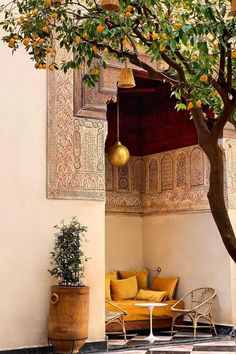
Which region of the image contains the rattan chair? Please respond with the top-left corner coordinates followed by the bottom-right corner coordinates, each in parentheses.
top-left (171, 287), bottom-right (217, 338)
top-left (105, 300), bottom-right (127, 341)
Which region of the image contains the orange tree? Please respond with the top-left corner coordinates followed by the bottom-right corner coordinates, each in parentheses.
top-left (1, 0), bottom-right (236, 261)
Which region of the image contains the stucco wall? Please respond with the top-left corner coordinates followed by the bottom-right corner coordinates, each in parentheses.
top-left (105, 214), bottom-right (143, 271)
top-left (143, 212), bottom-right (233, 324)
top-left (0, 40), bottom-right (105, 349)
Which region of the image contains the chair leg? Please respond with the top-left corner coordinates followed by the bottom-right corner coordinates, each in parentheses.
top-left (171, 315), bottom-right (176, 336)
top-left (208, 314), bottom-right (217, 336)
top-left (121, 315), bottom-right (127, 342)
top-left (193, 317), bottom-right (198, 339)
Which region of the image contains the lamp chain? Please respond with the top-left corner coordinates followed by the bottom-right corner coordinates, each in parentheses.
top-left (117, 94), bottom-right (120, 142)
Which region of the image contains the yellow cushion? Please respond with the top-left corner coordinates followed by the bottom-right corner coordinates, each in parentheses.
top-left (111, 276), bottom-right (138, 300)
top-left (135, 289), bottom-right (167, 302)
top-left (151, 277), bottom-right (179, 300)
top-left (118, 269), bottom-right (148, 289)
top-left (106, 270), bottom-right (118, 280)
top-left (105, 275), bottom-right (111, 301)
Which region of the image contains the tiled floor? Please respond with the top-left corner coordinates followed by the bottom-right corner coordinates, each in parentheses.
top-left (105, 332), bottom-right (236, 354)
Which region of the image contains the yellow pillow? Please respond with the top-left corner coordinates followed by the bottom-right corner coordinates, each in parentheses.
top-left (135, 289), bottom-right (167, 302)
top-left (151, 277), bottom-right (179, 300)
top-left (105, 275), bottom-right (111, 301)
top-left (106, 270), bottom-right (118, 280)
top-left (111, 276), bottom-right (138, 300)
top-left (118, 269), bottom-right (148, 289)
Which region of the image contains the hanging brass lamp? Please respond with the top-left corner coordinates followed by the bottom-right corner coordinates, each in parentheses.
top-left (108, 94), bottom-right (130, 167)
top-left (101, 0), bottom-right (119, 11)
top-left (231, 0), bottom-right (236, 16)
top-left (118, 60), bottom-right (136, 89)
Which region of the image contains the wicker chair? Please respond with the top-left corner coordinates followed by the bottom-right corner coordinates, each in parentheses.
top-left (105, 300), bottom-right (127, 341)
top-left (171, 287), bottom-right (217, 338)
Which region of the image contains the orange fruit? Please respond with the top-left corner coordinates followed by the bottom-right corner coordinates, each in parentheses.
top-left (83, 32), bottom-right (88, 39)
top-left (161, 32), bottom-right (168, 40)
top-left (9, 38), bottom-right (15, 47)
top-left (214, 42), bottom-right (218, 49)
top-left (38, 63), bottom-right (43, 69)
top-left (44, 0), bottom-right (51, 6)
top-left (231, 51), bottom-right (236, 58)
top-left (91, 68), bottom-right (99, 75)
top-left (13, 34), bottom-right (19, 40)
top-left (32, 33), bottom-right (39, 40)
top-left (96, 24), bottom-right (105, 33)
top-left (125, 11), bottom-right (132, 17)
top-left (73, 36), bottom-right (82, 43)
top-left (191, 54), bottom-right (198, 61)
top-left (174, 22), bottom-right (182, 29)
top-left (35, 63), bottom-right (39, 69)
top-left (92, 45), bottom-right (98, 52)
top-left (152, 32), bottom-right (159, 40)
top-left (126, 5), bottom-right (133, 11)
top-left (159, 44), bottom-right (166, 52)
top-left (20, 15), bottom-right (24, 21)
top-left (145, 33), bottom-right (151, 40)
top-left (22, 37), bottom-right (30, 45)
top-left (42, 63), bottom-right (47, 69)
top-left (45, 47), bottom-right (52, 53)
top-left (32, 9), bottom-right (38, 15)
top-left (50, 52), bottom-right (56, 58)
top-left (78, 65), bottom-right (84, 70)
top-left (42, 26), bottom-right (49, 34)
top-left (103, 47), bottom-right (109, 53)
top-left (17, 19), bottom-right (22, 25)
top-left (51, 13), bottom-right (58, 20)
top-left (49, 64), bottom-right (55, 71)
top-left (196, 100), bottom-right (202, 108)
top-left (200, 74), bottom-right (208, 82)
top-left (38, 38), bottom-right (44, 44)
top-left (188, 102), bottom-right (193, 109)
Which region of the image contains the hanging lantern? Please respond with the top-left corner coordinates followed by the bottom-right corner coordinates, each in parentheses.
top-left (101, 0), bottom-right (119, 11)
top-left (231, 0), bottom-right (236, 16)
top-left (108, 94), bottom-right (130, 167)
top-left (118, 67), bottom-right (136, 89)
top-left (108, 141), bottom-right (130, 167)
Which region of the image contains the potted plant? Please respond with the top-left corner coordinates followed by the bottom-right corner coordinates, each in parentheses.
top-left (48, 217), bottom-right (89, 354)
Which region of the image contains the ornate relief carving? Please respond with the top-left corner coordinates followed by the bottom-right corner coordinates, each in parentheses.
top-left (176, 152), bottom-right (187, 187)
top-left (161, 154), bottom-right (174, 191)
top-left (48, 47), bottom-right (108, 200)
top-left (105, 145), bottom-right (211, 214)
top-left (190, 147), bottom-right (204, 186)
top-left (133, 159), bottom-right (146, 193)
top-left (223, 138), bottom-right (236, 209)
top-left (148, 158), bottom-right (158, 192)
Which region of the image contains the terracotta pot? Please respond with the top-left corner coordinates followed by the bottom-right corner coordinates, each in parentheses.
top-left (48, 286), bottom-right (89, 354)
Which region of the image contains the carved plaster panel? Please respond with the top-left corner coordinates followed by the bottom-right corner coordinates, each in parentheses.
top-left (223, 137), bottom-right (236, 209)
top-left (48, 47), bottom-right (108, 200)
top-left (105, 145), bottom-right (211, 214)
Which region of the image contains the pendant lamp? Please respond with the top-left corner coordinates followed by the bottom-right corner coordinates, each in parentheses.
top-left (108, 95), bottom-right (130, 167)
top-left (118, 60), bottom-right (136, 89)
top-left (101, 0), bottom-right (119, 11)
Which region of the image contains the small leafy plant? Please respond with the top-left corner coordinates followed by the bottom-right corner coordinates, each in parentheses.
top-left (48, 217), bottom-right (89, 286)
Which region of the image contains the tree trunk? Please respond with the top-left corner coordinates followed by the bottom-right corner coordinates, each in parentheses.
top-left (200, 140), bottom-right (236, 263)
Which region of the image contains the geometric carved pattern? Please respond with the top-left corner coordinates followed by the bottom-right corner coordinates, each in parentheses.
top-left (161, 154), bottom-right (173, 191)
top-left (176, 152), bottom-right (187, 187)
top-left (117, 165), bottom-right (131, 192)
top-left (190, 147), bottom-right (204, 186)
top-left (133, 159), bottom-right (146, 193)
top-left (47, 46), bottom-right (108, 200)
top-left (148, 158), bottom-right (158, 191)
top-left (105, 145), bottom-right (210, 214)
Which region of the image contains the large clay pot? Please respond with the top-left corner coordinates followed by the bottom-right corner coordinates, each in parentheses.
top-left (48, 286), bottom-right (89, 354)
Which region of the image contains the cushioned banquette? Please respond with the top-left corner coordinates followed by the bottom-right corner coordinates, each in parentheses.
top-left (105, 269), bottom-right (184, 332)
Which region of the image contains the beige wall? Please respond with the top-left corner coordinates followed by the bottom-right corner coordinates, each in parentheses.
top-left (143, 212), bottom-right (233, 324)
top-left (0, 40), bottom-right (105, 349)
top-left (105, 214), bottom-right (143, 271)
top-left (228, 211), bottom-right (236, 324)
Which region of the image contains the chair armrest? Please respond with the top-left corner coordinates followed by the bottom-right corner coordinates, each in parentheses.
top-left (105, 299), bottom-right (127, 315)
